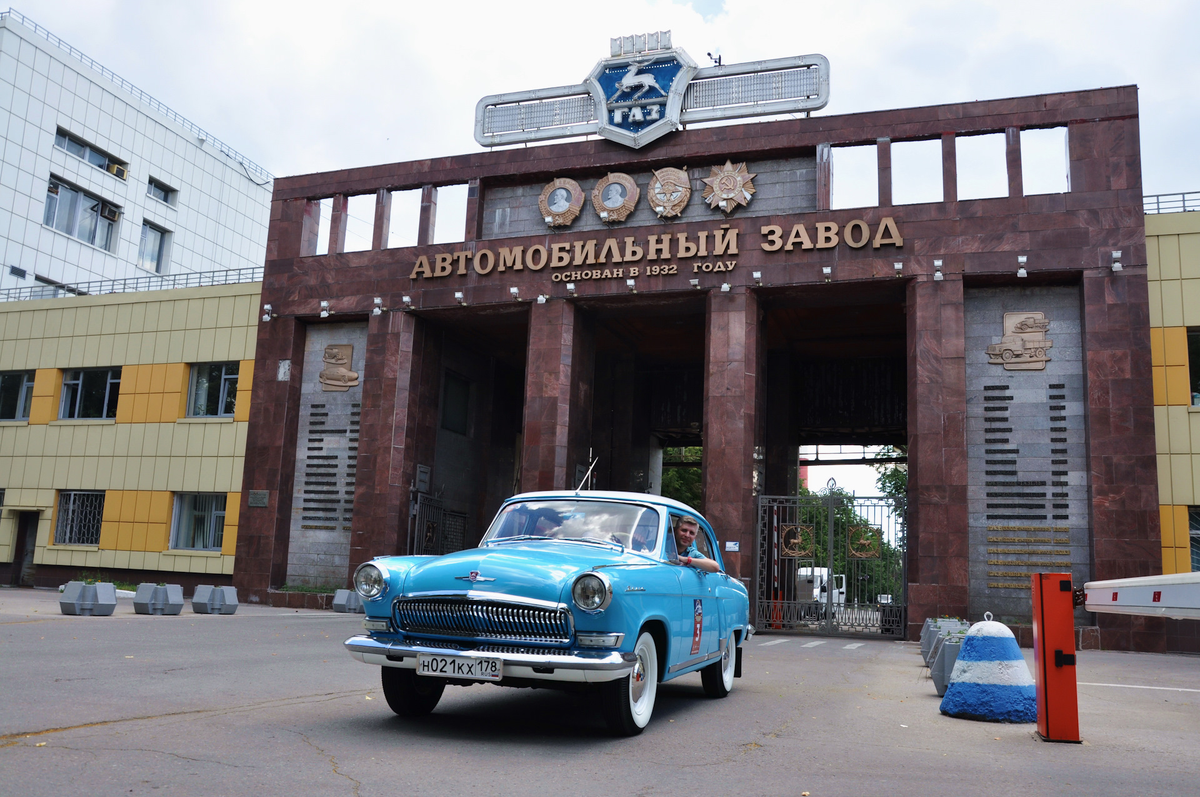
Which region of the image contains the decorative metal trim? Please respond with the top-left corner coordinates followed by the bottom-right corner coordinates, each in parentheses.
top-left (538, 178), bottom-right (584, 227)
top-left (592, 173), bottom-right (639, 223)
top-left (666, 635), bottom-right (726, 673)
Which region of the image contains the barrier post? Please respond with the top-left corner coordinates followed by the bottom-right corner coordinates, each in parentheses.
top-left (1031, 572), bottom-right (1080, 742)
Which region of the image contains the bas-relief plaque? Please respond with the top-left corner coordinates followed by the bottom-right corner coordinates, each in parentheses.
top-left (847, 526), bottom-right (881, 559)
top-left (591, 173), bottom-right (640, 223)
top-left (648, 167), bottom-right (691, 218)
top-left (702, 160), bottom-right (756, 214)
top-left (538, 178), bottom-right (584, 228)
top-left (986, 312), bottom-right (1053, 370)
top-left (780, 524), bottom-right (815, 558)
top-left (319, 345), bottom-right (360, 391)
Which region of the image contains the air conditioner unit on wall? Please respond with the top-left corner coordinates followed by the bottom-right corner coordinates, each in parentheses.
top-left (107, 163), bottom-right (128, 180)
top-left (100, 204), bottom-right (120, 222)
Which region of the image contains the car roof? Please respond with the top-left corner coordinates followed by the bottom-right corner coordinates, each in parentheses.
top-left (504, 490), bottom-right (705, 519)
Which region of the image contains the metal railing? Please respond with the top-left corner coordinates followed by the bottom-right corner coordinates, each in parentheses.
top-left (1, 8), bottom-right (274, 185)
top-left (1144, 192), bottom-right (1200, 214)
top-left (0, 267), bottom-right (263, 302)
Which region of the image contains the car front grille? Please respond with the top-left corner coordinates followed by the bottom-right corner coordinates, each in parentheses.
top-left (394, 598), bottom-right (572, 644)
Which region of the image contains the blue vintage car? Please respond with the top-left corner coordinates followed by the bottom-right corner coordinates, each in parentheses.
top-left (345, 490), bottom-right (752, 735)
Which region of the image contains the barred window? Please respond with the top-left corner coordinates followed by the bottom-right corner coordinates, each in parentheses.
top-left (189, 363), bottom-right (239, 417)
top-left (171, 493), bottom-right (227, 551)
top-left (61, 368), bottom-right (121, 419)
top-left (55, 491), bottom-right (104, 546)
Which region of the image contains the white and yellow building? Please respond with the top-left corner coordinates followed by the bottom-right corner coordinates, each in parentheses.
top-left (1146, 202), bottom-right (1200, 574)
top-left (0, 280), bottom-right (258, 586)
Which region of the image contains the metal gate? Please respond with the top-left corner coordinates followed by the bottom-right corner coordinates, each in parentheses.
top-left (409, 494), bottom-right (468, 556)
top-left (757, 483), bottom-right (907, 637)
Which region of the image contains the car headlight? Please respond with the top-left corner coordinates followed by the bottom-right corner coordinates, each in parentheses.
top-left (572, 572), bottom-right (612, 612)
top-left (353, 562), bottom-right (388, 600)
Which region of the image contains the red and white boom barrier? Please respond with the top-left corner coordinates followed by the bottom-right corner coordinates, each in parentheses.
top-left (1084, 572), bottom-right (1200, 620)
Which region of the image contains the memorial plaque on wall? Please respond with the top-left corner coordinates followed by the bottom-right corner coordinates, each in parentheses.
top-left (286, 323), bottom-right (367, 587)
top-left (964, 288), bottom-right (1089, 623)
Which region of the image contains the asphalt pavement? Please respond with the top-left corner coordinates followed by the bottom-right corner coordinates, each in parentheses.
top-left (2, 586), bottom-right (1197, 796)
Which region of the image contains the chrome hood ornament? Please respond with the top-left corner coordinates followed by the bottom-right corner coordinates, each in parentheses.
top-left (455, 570), bottom-right (496, 583)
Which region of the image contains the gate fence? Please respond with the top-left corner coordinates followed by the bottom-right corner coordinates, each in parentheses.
top-left (757, 485), bottom-right (907, 637)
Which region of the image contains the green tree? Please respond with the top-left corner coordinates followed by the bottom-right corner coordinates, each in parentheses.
top-left (872, 445), bottom-right (907, 511)
top-left (660, 446), bottom-right (703, 512)
top-left (791, 481), bottom-right (904, 604)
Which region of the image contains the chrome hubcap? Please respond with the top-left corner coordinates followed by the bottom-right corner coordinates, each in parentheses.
top-left (630, 653), bottom-right (647, 703)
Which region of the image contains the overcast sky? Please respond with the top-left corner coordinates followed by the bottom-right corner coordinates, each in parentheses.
top-left (23, 0), bottom-right (1200, 196)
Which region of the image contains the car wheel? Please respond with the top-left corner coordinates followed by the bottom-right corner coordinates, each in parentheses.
top-left (701, 632), bottom-right (737, 698)
top-left (603, 630), bottom-right (658, 736)
top-left (380, 667), bottom-right (445, 717)
top-left (1001, 349), bottom-right (1014, 361)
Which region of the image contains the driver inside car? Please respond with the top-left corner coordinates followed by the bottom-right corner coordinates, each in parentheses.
top-left (673, 516), bottom-right (719, 573)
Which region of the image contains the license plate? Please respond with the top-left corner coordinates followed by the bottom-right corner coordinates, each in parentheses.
top-left (416, 653), bottom-right (503, 682)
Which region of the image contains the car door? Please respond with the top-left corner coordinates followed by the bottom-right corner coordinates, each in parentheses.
top-left (668, 513), bottom-right (719, 668)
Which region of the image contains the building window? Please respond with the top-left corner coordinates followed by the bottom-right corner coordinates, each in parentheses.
top-left (55, 491), bottom-right (104, 546)
top-left (0, 371), bottom-right (34, 420)
top-left (60, 368), bottom-right (121, 419)
top-left (1191, 508), bottom-right (1200, 572)
top-left (441, 372), bottom-right (470, 435)
top-left (171, 493), bottom-right (226, 551)
top-left (147, 177), bottom-right (176, 205)
top-left (43, 179), bottom-right (119, 251)
top-left (189, 363), bottom-right (239, 417)
top-left (138, 221), bottom-right (169, 273)
top-left (54, 129), bottom-right (127, 179)
top-left (1188, 329), bottom-right (1200, 406)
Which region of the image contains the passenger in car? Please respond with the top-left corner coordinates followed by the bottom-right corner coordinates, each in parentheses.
top-left (673, 516), bottom-right (720, 573)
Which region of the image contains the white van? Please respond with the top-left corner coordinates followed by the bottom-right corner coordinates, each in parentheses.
top-left (797, 567), bottom-right (846, 605)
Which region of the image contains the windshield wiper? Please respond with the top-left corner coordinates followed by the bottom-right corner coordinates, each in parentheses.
top-left (558, 537), bottom-right (625, 554)
top-left (487, 535), bottom-right (549, 544)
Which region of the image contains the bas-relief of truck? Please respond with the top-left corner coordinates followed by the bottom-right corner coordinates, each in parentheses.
top-left (986, 315), bottom-right (1052, 364)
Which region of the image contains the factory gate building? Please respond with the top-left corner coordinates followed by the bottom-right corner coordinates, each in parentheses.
top-left (233, 85), bottom-right (1163, 650)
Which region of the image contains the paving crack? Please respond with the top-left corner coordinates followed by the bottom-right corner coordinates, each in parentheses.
top-left (0, 689), bottom-right (367, 746)
top-left (295, 730), bottom-right (361, 795)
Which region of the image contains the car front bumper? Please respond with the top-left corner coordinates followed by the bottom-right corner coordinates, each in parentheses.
top-left (344, 635), bottom-right (635, 684)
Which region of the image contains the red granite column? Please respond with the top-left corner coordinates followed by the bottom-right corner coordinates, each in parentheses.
top-left (941, 133), bottom-right (957, 204)
top-left (371, 188), bottom-right (392, 251)
top-left (234, 314), bottom-right (306, 602)
top-left (521, 299), bottom-right (594, 491)
top-left (877, 138), bottom-right (893, 207)
top-left (702, 288), bottom-right (762, 582)
top-left (347, 310), bottom-right (440, 578)
top-left (327, 194), bottom-right (348, 254)
top-left (235, 197), bottom-right (315, 603)
top-left (906, 276), bottom-right (969, 639)
top-left (1082, 270), bottom-right (1163, 651)
top-left (1005, 127), bottom-right (1023, 198)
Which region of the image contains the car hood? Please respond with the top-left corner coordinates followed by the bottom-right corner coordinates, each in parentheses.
top-left (401, 541), bottom-right (642, 605)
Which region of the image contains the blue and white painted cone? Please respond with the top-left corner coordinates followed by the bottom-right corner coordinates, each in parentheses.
top-left (939, 613), bottom-right (1036, 723)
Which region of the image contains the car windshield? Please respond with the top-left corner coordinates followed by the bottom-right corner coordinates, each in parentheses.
top-left (483, 500), bottom-right (660, 552)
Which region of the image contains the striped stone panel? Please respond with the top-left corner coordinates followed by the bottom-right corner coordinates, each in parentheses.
top-left (286, 323), bottom-right (367, 587)
top-left (965, 287), bottom-right (1090, 622)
